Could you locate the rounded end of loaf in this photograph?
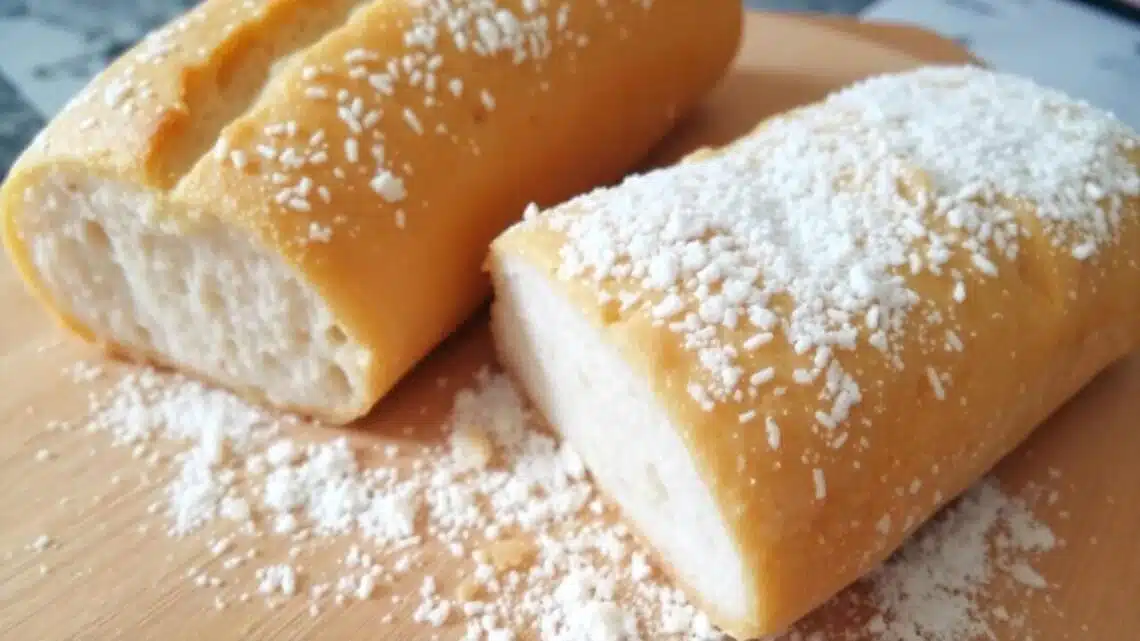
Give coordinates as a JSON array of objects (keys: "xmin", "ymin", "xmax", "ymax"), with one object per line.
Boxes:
[
  {"xmin": 2, "ymin": 164, "xmax": 377, "ymax": 423},
  {"xmin": 2, "ymin": 166, "xmax": 99, "ymax": 344}
]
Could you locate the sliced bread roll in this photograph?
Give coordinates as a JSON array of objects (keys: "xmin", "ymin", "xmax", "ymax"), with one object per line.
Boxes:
[
  {"xmin": 0, "ymin": 0, "xmax": 742, "ymax": 423},
  {"xmin": 488, "ymin": 65, "xmax": 1140, "ymax": 638}
]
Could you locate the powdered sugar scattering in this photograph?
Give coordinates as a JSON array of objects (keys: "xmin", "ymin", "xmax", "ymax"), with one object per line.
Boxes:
[
  {"xmin": 770, "ymin": 479, "xmax": 1059, "ymax": 641},
  {"xmin": 859, "ymin": 479, "xmax": 1057, "ymax": 641},
  {"xmin": 49, "ymin": 358, "xmax": 1064, "ymax": 640},
  {"xmin": 68, "ymin": 363, "xmax": 719, "ymax": 641}
]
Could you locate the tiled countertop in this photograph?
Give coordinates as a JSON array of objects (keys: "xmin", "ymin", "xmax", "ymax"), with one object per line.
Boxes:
[{"xmin": 0, "ymin": 1, "xmax": 873, "ymax": 177}]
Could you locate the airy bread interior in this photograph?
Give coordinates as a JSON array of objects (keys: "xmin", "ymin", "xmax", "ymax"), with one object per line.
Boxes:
[
  {"xmin": 15, "ymin": 169, "xmax": 370, "ymax": 415},
  {"xmin": 491, "ymin": 254, "xmax": 751, "ymax": 621}
]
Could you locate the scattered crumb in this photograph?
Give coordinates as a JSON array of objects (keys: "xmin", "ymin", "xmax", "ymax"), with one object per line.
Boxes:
[{"xmin": 29, "ymin": 535, "xmax": 53, "ymax": 553}]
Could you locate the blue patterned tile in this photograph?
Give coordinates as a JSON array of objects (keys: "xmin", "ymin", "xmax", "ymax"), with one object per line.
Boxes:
[
  {"xmin": 0, "ymin": 72, "xmax": 44, "ymax": 180},
  {"xmin": 1, "ymin": 0, "xmax": 195, "ymax": 81}
]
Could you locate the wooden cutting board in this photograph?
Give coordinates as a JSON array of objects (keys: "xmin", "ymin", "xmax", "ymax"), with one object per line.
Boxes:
[{"xmin": 1, "ymin": 11, "xmax": 1138, "ymax": 641}]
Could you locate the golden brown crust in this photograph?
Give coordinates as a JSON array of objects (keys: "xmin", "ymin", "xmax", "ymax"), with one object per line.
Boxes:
[
  {"xmin": 1, "ymin": 0, "xmax": 744, "ymax": 422},
  {"xmin": 12, "ymin": 0, "xmax": 367, "ymax": 187},
  {"xmin": 491, "ymin": 168, "xmax": 1140, "ymax": 640},
  {"xmin": 488, "ymin": 69, "xmax": 1140, "ymax": 636}
]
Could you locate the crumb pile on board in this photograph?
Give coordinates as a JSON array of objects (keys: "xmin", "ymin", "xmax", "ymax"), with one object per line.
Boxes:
[{"xmin": 23, "ymin": 361, "xmax": 1060, "ymax": 641}]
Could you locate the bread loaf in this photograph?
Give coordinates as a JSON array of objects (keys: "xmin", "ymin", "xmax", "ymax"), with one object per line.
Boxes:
[
  {"xmin": 0, "ymin": 0, "xmax": 742, "ymax": 423},
  {"xmin": 488, "ymin": 65, "xmax": 1140, "ymax": 638}
]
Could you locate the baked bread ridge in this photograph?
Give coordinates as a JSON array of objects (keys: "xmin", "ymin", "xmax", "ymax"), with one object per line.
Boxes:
[
  {"xmin": 488, "ymin": 64, "xmax": 1140, "ymax": 637},
  {"xmin": 0, "ymin": 0, "xmax": 743, "ymax": 423}
]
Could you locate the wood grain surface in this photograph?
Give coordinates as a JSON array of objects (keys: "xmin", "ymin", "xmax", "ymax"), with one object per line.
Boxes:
[{"xmin": 1, "ymin": 11, "xmax": 1137, "ymax": 641}]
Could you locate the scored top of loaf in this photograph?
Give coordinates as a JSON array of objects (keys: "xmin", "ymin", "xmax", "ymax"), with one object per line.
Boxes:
[
  {"xmin": 4, "ymin": 0, "xmax": 742, "ymax": 423},
  {"xmin": 511, "ymin": 64, "xmax": 1140, "ymax": 474},
  {"xmin": 16, "ymin": 0, "xmax": 660, "ymax": 249}
]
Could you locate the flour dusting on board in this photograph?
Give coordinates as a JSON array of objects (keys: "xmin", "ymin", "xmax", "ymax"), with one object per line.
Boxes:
[
  {"xmin": 31, "ymin": 361, "xmax": 1060, "ymax": 641},
  {"xmin": 859, "ymin": 480, "xmax": 1057, "ymax": 641}
]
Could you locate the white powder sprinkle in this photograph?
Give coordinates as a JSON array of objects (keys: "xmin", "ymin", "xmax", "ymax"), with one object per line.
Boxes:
[
  {"xmin": 62, "ymin": 364, "xmax": 708, "ymax": 635},
  {"xmin": 812, "ymin": 468, "xmax": 827, "ymax": 500},
  {"xmin": 102, "ymin": 79, "xmax": 132, "ymax": 108},
  {"xmin": 403, "ymin": 108, "xmax": 424, "ymax": 135},
  {"xmin": 945, "ymin": 330, "xmax": 964, "ymax": 352},
  {"xmin": 876, "ymin": 514, "xmax": 893, "ymax": 536},
  {"xmin": 371, "ymin": 171, "xmax": 407, "ymax": 203},
  {"xmin": 1008, "ymin": 561, "xmax": 1048, "ymax": 589},
  {"xmin": 531, "ymin": 64, "xmax": 1139, "ymax": 452},
  {"xmin": 926, "ymin": 367, "xmax": 946, "ymax": 401},
  {"xmin": 847, "ymin": 480, "xmax": 1058, "ymax": 641},
  {"xmin": 765, "ymin": 417, "xmax": 781, "ymax": 450},
  {"xmin": 304, "ymin": 86, "xmax": 329, "ymax": 100},
  {"xmin": 29, "ymin": 535, "xmax": 53, "ymax": 552},
  {"xmin": 953, "ymin": 281, "xmax": 967, "ymax": 303},
  {"xmin": 257, "ymin": 564, "xmax": 298, "ymax": 597},
  {"xmin": 1071, "ymin": 241, "xmax": 1096, "ymax": 261},
  {"xmin": 355, "ymin": 574, "xmax": 377, "ymax": 600}
]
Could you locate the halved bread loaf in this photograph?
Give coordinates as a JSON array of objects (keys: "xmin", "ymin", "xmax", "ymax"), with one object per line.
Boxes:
[
  {"xmin": 488, "ymin": 65, "xmax": 1140, "ymax": 638},
  {"xmin": 0, "ymin": 0, "xmax": 742, "ymax": 423}
]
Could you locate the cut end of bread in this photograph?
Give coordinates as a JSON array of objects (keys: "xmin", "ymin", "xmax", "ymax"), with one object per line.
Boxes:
[
  {"xmin": 9, "ymin": 169, "xmax": 371, "ymax": 420},
  {"xmin": 490, "ymin": 254, "xmax": 752, "ymax": 628}
]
